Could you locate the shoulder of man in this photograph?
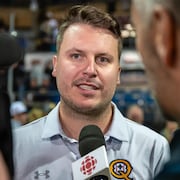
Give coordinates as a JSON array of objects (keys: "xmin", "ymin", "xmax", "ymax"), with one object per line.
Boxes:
[{"xmin": 13, "ymin": 116, "xmax": 47, "ymax": 141}]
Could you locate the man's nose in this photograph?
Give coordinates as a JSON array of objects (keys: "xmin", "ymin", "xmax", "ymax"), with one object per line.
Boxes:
[{"xmin": 83, "ymin": 58, "xmax": 97, "ymax": 77}]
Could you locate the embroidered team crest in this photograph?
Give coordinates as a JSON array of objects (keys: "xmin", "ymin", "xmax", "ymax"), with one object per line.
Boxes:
[{"xmin": 109, "ymin": 159, "xmax": 133, "ymax": 180}]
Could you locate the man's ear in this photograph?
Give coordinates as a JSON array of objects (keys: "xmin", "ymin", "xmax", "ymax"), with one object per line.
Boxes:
[
  {"xmin": 153, "ymin": 5, "xmax": 176, "ymax": 67},
  {"xmin": 116, "ymin": 66, "xmax": 121, "ymax": 85},
  {"xmin": 52, "ymin": 55, "xmax": 57, "ymax": 77}
]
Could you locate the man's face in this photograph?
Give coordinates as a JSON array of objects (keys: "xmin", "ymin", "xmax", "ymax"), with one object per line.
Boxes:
[{"xmin": 52, "ymin": 24, "xmax": 120, "ymax": 114}]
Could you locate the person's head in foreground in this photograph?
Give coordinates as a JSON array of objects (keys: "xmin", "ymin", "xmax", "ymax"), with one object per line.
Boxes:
[
  {"xmin": 131, "ymin": 0, "xmax": 180, "ymax": 124},
  {"xmin": 131, "ymin": 1, "xmax": 180, "ymax": 179}
]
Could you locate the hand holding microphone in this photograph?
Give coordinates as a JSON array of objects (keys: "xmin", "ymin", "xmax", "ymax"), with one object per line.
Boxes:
[{"xmin": 72, "ymin": 125, "xmax": 111, "ymax": 180}]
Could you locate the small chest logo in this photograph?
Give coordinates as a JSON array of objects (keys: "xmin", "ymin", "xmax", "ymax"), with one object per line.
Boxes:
[
  {"xmin": 109, "ymin": 159, "xmax": 133, "ymax": 180},
  {"xmin": 80, "ymin": 155, "xmax": 97, "ymax": 175},
  {"xmin": 34, "ymin": 170, "xmax": 50, "ymax": 179}
]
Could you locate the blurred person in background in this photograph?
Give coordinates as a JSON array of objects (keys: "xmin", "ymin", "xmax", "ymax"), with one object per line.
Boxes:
[
  {"xmin": 36, "ymin": 10, "xmax": 58, "ymax": 52},
  {"xmin": 13, "ymin": 5, "xmax": 170, "ymax": 180},
  {"xmin": 161, "ymin": 120, "xmax": 179, "ymax": 143},
  {"xmin": 28, "ymin": 102, "xmax": 56, "ymax": 123},
  {"xmin": 28, "ymin": 107, "xmax": 44, "ymax": 123},
  {"xmin": 126, "ymin": 104, "xmax": 144, "ymax": 124},
  {"xmin": 29, "ymin": 59, "xmax": 44, "ymax": 86},
  {"xmin": 10, "ymin": 101, "xmax": 28, "ymax": 129},
  {"xmin": 131, "ymin": 0, "xmax": 180, "ymax": 179}
]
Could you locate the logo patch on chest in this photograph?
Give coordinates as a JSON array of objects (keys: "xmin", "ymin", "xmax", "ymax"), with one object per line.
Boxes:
[
  {"xmin": 109, "ymin": 159, "xmax": 133, "ymax": 180},
  {"xmin": 34, "ymin": 170, "xmax": 50, "ymax": 179}
]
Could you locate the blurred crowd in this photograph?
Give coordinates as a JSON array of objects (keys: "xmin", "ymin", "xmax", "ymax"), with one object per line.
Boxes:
[{"xmin": 11, "ymin": 57, "xmax": 59, "ymax": 123}]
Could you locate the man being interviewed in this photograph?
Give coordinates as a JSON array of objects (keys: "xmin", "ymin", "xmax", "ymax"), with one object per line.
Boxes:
[{"xmin": 13, "ymin": 5, "xmax": 170, "ymax": 180}]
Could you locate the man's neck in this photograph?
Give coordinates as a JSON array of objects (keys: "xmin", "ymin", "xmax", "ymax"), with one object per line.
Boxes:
[{"xmin": 59, "ymin": 102, "xmax": 113, "ymax": 140}]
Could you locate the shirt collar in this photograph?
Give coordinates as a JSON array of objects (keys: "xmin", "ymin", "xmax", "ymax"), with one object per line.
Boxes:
[
  {"xmin": 41, "ymin": 102, "xmax": 62, "ymax": 139},
  {"xmin": 105, "ymin": 102, "xmax": 129, "ymax": 142},
  {"xmin": 41, "ymin": 102, "xmax": 129, "ymax": 142}
]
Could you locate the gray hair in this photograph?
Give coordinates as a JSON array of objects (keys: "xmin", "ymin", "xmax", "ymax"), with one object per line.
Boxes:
[
  {"xmin": 133, "ymin": 0, "xmax": 180, "ymax": 26},
  {"xmin": 56, "ymin": 5, "xmax": 122, "ymax": 59}
]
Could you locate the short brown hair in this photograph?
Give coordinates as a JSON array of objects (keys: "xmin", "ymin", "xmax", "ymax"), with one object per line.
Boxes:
[{"xmin": 56, "ymin": 5, "xmax": 122, "ymax": 59}]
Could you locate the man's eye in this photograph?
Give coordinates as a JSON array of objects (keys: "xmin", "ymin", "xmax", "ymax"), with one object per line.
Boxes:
[
  {"xmin": 71, "ymin": 53, "xmax": 81, "ymax": 59},
  {"xmin": 96, "ymin": 57, "xmax": 109, "ymax": 64}
]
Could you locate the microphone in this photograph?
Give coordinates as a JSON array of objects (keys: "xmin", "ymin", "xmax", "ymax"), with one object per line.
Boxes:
[
  {"xmin": 0, "ymin": 32, "xmax": 24, "ymax": 68},
  {"xmin": 72, "ymin": 125, "xmax": 111, "ymax": 180},
  {"xmin": 0, "ymin": 32, "xmax": 23, "ymax": 179}
]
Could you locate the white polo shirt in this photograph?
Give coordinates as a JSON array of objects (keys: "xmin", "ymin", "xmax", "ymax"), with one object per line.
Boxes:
[{"xmin": 13, "ymin": 102, "xmax": 170, "ymax": 180}]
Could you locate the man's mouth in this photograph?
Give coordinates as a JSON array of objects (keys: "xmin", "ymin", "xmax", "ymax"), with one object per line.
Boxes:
[{"xmin": 78, "ymin": 84, "xmax": 98, "ymax": 90}]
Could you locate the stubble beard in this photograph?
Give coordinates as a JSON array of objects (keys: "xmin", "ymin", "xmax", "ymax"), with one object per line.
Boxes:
[{"xmin": 60, "ymin": 94, "xmax": 112, "ymax": 117}]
